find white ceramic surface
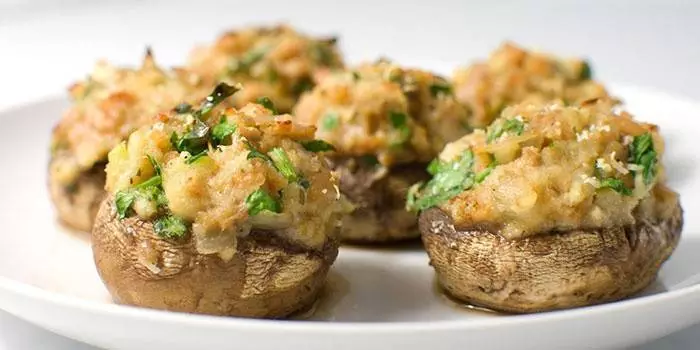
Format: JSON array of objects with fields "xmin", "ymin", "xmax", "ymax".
[
  {"xmin": 3, "ymin": 1, "xmax": 700, "ymax": 348},
  {"xmin": 0, "ymin": 84, "xmax": 698, "ymax": 350}
]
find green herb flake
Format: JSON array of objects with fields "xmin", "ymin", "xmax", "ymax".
[
  {"xmin": 197, "ymin": 83, "xmax": 239, "ymax": 117},
  {"xmin": 173, "ymin": 103, "xmax": 192, "ymax": 114},
  {"xmin": 359, "ymin": 155, "xmax": 380, "ymax": 167},
  {"xmin": 310, "ymin": 43, "xmax": 335, "ymax": 66},
  {"xmin": 134, "ymin": 175, "xmax": 162, "ymax": 190},
  {"xmin": 185, "ymin": 150, "xmax": 208, "ymax": 164},
  {"xmin": 246, "ymin": 189, "xmax": 282, "ymax": 215},
  {"xmin": 599, "ymin": 178, "xmax": 633, "ymax": 196},
  {"xmin": 405, "ymin": 182, "xmax": 423, "ymax": 211},
  {"xmin": 266, "ymin": 69, "xmax": 279, "ymax": 83},
  {"xmin": 292, "ymin": 78, "xmax": 314, "ymax": 96},
  {"xmin": 427, "ymin": 158, "xmax": 443, "ymax": 176},
  {"xmin": 407, "ymin": 150, "xmax": 477, "ymax": 211},
  {"xmin": 256, "ymin": 96, "xmax": 278, "ymax": 114},
  {"xmin": 171, "ymin": 118, "xmax": 210, "ymax": 155},
  {"xmin": 475, "ymin": 162, "xmax": 496, "ymax": 183},
  {"xmin": 301, "ymin": 140, "xmax": 336, "ymax": 152},
  {"xmin": 389, "ymin": 111, "xmax": 411, "ymax": 145},
  {"xmin": 153, "ymin": 215, "xmax": 189, "ymax": 239},
  {"xmin": 321, "ymin": 112, "xmax": 340, "ymax": 131},
  {"xmin": 246, "ymin": 142, "xmax": 272, "ymax": 162},
  {"xmin": 228, "ymin": 46, "xmax": 269, "ymax": 75},
  {"xmin": 114, "ymin": 174, "xmax": 165, "ymax": 220},
  {"xmin": 486, "ymin": 118, "xmax": 526, "ymax": 143},
  {"xmin": 147, "ymin": 155, "xmax": 162, "ymax": 176},
  {"xmin": 268, "ymin": 147, "xmax": 300, "ymax": 183},
  {"xmin": 580, "ymin": 61, "xmax": 593, "ymax": 80},
  {"xmin": 114, "ymin": 190, "xmax": 136, "ymax": 219},
  {"xmin": 629, "ymin": 132, "xmax": 657, "ymax": 186},
  {"xmin": 429, "ymin": 82, "xmax": 453, "ymax": 97},
  {"xmin": 211, "ymin": 116, "xmax": 238, "ymax": 146},
  {"xmin": 352, "ymin": 71, "xmax": 361, "ymax": 81}
]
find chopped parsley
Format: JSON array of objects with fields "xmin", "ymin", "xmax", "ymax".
[
  {"xmin": 228, "ymin": 46, "xmax": 269, "ymax": 75},
  {"xmin": 147, "ymin": 155, "xmax": 162, "ymax": 176},
  {"xmin": 321, "ymin": 112, "xmax": 340, "ymax": 131},
  {"xmin": 211, "ymin": 116, "xmax": 238, "ymax": 146},
  {"xmin": 310, "ymin": 43, "xmax": 335, "ymax": 65},
  {"xmin": 292, "ymin": 78, "xmax": 314, "ymax": 96},
  {"xmin": 475, "ymin": 162, "xmax": 496, "ymax": 183},
  {"xmin": 268, "ymin": 147, "xmax": 308, "ymax": 188},
  {"xmin": 170, "ymin": 118, "xmax": 210, "ymax": 156},
  {"xmin": 114, "ymin": 174, "xmax": 166, "ymax": 219},
  {"xmin": 173, "ymin": 103, "xmax": 192, "ymax": 114},
  {"xmin": 629, "ymin": 132, "xmax": 657, "ymax": 186},
  {"xmin": 580, "ymin": 61, "xmax": 592, "ymax": 80},
  {"xmin": 426, "ymin": 158, "xmax": 442, "ymax": 176},
  {"xmin": 153, "ymin": 215, "xmax": 188, "ymax": 239},
  {"xmin": 352, "ymin": 71, "xmax": 361, "ymax": 81},
  {"xmin": 115, "ymin": 190, "xmax": 137, "ymax": 219},
  {"xmin": 429, "ymin": 82, "xmax": 453, "ymax": 97},
  {"xmin": 300, "ymin": 140, "xmax": 336, "ymax": 152},
  {"xmin": 256, "ymin": 96, "xmax": 278, "ymax": 114},
  {"xmin": 389, "ymin": 111, "xmax": 411, "ymax": 145},
  {"xmin": 246, "ymin": 189, "xmax": 282, "ymax": 215},
  {"xmin": 266, "ymin": 69, "xmax": 279, "ymax": 83},
  {"xmin": 486, "ymin": 118, "xmax": 525, "ymax": 143},
  {"xmin": 359, "ymin": 155, "xmax": 380, "ymax": 168},
  {"xmin": 407, "ymin": 150, "xmax": 480, "ymax": 211},
  {"xmin": 185, "ymin": 150, "xmax": 208, "ymax": 164},
  {"xmin": 245, "ymin": 142, "xmax": 272, "ymax": 162},
  {"xmin": 268, "ymin": 148, "xmax": 299, "ymax": 182},
  {"xmin": 170, "ymin": 83, "xmax": 238, "ymax": 156},
  {"xmin": 197, "ymin": 83, "xmax": 238, "ymax": 117},
  {"xmin": 599, "ymin": 178, "xmax": 633, "ymax": 196}
]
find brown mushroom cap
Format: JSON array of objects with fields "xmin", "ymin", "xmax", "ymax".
[
  {"xmin": 419, "ymin": 200, "xmax": 683, "ymax": 313},
  {"xmin": 48, "ymin": 161, "xmax": 105, "ymax": 232},
  {"xmin": 331, "ymin": 158, "xmax": 427, "ymax": 243},
  {"xmin": 92, "ymin": 196, "xmax": 338, "ymax": 318}
]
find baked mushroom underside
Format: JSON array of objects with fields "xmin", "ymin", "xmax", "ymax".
[
  {"xmin": 48, "ymin": 160, "xmax": 106, "ymax": 232},
  {"xmin": 92, "ymin": 196, "xmax": 339, "ymax": 318},
  {"xmin": 419, "ymin": 202, "xmax": 683, "ymax": 313},
  {"xmin": 330, "ymin": 157, "xmax": 428, "ymax": 243}
]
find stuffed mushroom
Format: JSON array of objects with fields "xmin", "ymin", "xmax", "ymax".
[
  {"xmin": 92, "ymin": 84, "xmax": 345, "ymax": 318},
  {"xmin": 295, "ymin": 60, "xmax": 470, "ymax": 243},
  {"xmin": 411, "ymin": 100, "xmax": 682, "ymax": 313},
  {"xmin": 187, "ymin": 25, "xmax": 344, "ymax": 113},
  {"xmin": 453, "ymin": 42, "xmax": 614, "ymax": 128},
  {"xmin": 49, "ymin": 52, "xmax": 220, "ymax": 231}
]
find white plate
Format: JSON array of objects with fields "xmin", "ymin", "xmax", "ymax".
[{"xmin": 0, "ymin": 84, "xmax": 699, "ymax": 350}]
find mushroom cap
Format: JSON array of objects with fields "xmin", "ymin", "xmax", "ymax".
[
  {"xmin": 48, "ymin": 161, "xmax": 105, "ymax": 232},
  {"xmin": 419, "ymin": 200, "xmax": 683, "ymax": 313},
  {"xmin": 92, "ymin": 196, "xmax": 339, "ymax": 318},
  {"xmin": 331, "ymin": 158, "xmax": 427, "ymax": 243}
]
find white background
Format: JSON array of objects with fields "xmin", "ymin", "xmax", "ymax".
[{"xmin": 1, "ymin": 0, "xmax": 699, "ymax": 348}]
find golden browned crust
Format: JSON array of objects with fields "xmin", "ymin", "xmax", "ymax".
[
  {"xmin": 332, "ymin": 158, "xmax": 427, "ymax": 243},
  {"xmin": 48, "ymin": 160, "xmax": 106, "ymax": 232},
  {"xmin": 92, "ymin": 196, "xmax": 338, "ymax": 318},
  {"xmin": 419, "ymin": 200, "xmax": 683, "ymax": 313}
]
